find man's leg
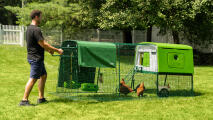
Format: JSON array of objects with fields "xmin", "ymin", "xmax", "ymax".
[
  {"xmin": 38, "ymin": 74, "xmax": 47, "ymax": 99},
  {"xmin": 22, "ymin": 78, "xmax": 38, "ymax": 101}
]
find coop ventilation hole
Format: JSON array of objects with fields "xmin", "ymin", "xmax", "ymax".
[{"xmin": 174, "ymin": 55, "xmax": 178, "ymax": 60}]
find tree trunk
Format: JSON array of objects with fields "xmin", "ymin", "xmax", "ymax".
[
  {"xmin": 172, "ymin": 30, "xmax": 180, "ymax": 44},
  {"xmin": 146, "ymin": 25, "xmax": 152, "ymax": 42},
  {"xmin": 123, "ymin": 30, "xmax": 132, "ymax": 43}
]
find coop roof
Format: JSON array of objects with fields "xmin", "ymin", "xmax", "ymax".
[
  {"xmin": 76, "ymin": 41, "xmax": 116, "ymax": 68},
  {"xmin": 140, "ymin": 42, "xmax": 193, "ymax": 50}
]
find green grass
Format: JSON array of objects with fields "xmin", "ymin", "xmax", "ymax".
[{"xmin": 0, "ymin": 45, "xmax": 212, "ymax": 120}]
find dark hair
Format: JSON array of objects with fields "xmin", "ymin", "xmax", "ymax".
[{"xmin": 30, "ymin": 10, "xmax": 42, "ymax": 19}]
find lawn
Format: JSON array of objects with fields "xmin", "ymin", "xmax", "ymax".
[{"xmin": 0, "ymin": 45, "xmax": 212, "ymax": 120}]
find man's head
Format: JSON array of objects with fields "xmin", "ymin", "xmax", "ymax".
[{"xmin": 30, "ymin": 10, "xmax": 42, "ymax": 25}]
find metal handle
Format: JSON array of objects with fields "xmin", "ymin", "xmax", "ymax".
[
  {"xmin": 61, "ymin": 47, "xmax": 77, "ymax": 49},
  {"xmin": 52, "ymin": 54, "xmax": 70, "ymax": 57}
]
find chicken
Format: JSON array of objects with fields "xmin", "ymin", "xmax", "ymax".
[
  {"xmin": 137, "ymin": 82, "xmax": 145, "ymax": 97},
  {"xmin": 119, "ymin": 78, "xmax": 133, "ymax": 95},
  {"xmin": 134, "ymin": 83, "xmax": 145, "ymax": 92}
]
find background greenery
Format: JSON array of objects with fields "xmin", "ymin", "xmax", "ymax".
[
  {"xmin": 1, "ymin": 0, "xmax": 212, "ymax": 44},
  {"xmin": 0, "ymin": 45, "xmax": 212, "ymax": 120}
]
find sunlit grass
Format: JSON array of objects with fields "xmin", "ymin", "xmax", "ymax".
[{"xmin": 0, "ymin": 45, "xmax": 212, "ymax": 120}]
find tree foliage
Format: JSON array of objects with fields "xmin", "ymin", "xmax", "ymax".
[
  {"xmin": 182, "ymin": 0, "xmax": 213, "ymax": 44},
  {"xmin": 97, "ymin": 0, "xmax": 145, "ymax": 30},
  {"xmin": 3, "ymin": 0, "xmax": 213, "ymax": 44},
  {"xmin": 0, "ymin": 0, "xmax": 21, "ymax": 7},
  {"xmin": 0, "ymin": 0, "xmax": 21, "ymax": 24},
  {"xmin": 5, "ymin": 1, "xmax": 82, "ymax": 35}
]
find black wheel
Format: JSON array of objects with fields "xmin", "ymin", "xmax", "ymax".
[{"xmin": 158, "ymin": 88, "xmax": 169, "ymax": 97}]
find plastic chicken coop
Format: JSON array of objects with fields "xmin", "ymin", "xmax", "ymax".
[
  {"xmin": 52, "ymin": 40, "xmax": 194, "ymax": 100},
  {"xmin": 135, "ymin": 42, "xmax": 194, "ymax": 97}
]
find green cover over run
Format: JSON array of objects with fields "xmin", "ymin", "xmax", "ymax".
[{"xmin": 76, "ymin": 41, "xmax": 116, "ymax": 68}]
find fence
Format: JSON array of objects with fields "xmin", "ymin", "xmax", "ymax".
[
  {"xmin": 0, "ymin": 24, "xmax": 212, "ymax": 54},
  {"xmin": 0, "ymin": 24, "xmax": 25, "ymax": 47},
  {"xmin": 42, "ymin": 29, "xmax": 63, "ymax": 47},
  {"xmin": 0, "ymin": 24, "xmax": 147, "ymax": 47},
  {"xmin": 0, "ymin": 24, "xmax": 63, "ymax": 47},
  {"xmin": 0, "ymin": 24, "xmax": 178, "ymax": 47}
]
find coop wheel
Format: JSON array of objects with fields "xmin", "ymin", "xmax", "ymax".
[{"xmin": 158, "ymin": 88, "xmax": 169, "ymax": 97}]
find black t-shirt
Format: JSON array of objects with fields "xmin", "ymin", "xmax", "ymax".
[{"xmin": 26, "ymin": 25, "xmax": 44, "ymax": 61}]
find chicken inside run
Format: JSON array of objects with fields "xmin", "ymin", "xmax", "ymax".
[{"xmin": 53, "ymin": 41, "xmax": 194, "ymax": 100}]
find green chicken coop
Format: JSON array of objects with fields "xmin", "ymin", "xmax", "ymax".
[
  {"xmin": 53, "ymin": 41, "xmax": 194, "ymax": 100},
  {"xmin": 134, "ymin": 42, "xmax": 194, "ymax": 97}
]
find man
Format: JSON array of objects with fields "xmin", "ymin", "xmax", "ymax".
[{"xmin": 19, "ymin": 10, "xmax": 63, "ymax": 106}]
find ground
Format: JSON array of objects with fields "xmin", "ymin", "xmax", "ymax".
[{"xmin": 0, "ymin": 45, "xmax": 212, "ymax": 120}]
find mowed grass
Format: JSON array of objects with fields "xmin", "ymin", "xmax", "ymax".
[{"xmin": 0, "ymin": 45, "xmax": 212, "ymax": 120}]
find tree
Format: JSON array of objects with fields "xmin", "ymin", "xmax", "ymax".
[
  {"xmin": 154, "ymin": 0, "xmax": 213, "ymax": 44},
  {"xmin": 0, "ymin": 0, "xmax": 21, "ymax": 24},
  {"xmin": 98, "ymin": 0, "xmax": 146, "ymax": 43},
  {"xmin": 0, "ymin": 0, "xmax": 21, "ymax": 7},
  {"xmin": 182, "ymin": 0, "xmax": 213, "ymax": 45},
  {"xmin": 137, "ymin": 0, "xmax": 164, "ymax": 42},
  {"xmin": 4, "ymin": 0, "xmax": 213, "ymax": 45},
  {"xmin": 5, "ymin": 0, "xmax": 106, "ymax": 36},
  {"xmin": 5, "ymin": 1, "xmax": 82, "ymax": 34},
  {"xmin": 98, "ymin": 0, "xmax": 165, "ymax": 43},
  {"xmin": 154, "ymin": 0, "xmax": 195, "ymax": 44}
]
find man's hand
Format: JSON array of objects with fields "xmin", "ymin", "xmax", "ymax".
[{"xmin": 57, "ymin": 49, "xmax": 63, "ymax": 55}]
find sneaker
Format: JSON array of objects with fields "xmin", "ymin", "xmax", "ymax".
[
  {"xmin": 19, "ymin": 100, "xmax": 34, "ymax": 106},
  {"xmin": 37, "ymin": 98, "xmax": 48, "ymax": 104}
]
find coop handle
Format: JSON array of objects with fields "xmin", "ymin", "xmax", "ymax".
[
  {"xmin": 61, "ymin": 47, "xmax": 77, "ymax": 49},
  {"xmin": 52, "ymin": 54, "xmax": 70, "ymax": 57}
]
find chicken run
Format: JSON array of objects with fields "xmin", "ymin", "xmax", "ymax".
[{"xmin": 52, "ymin": 40, "xmax": 194, "ymax": 100}]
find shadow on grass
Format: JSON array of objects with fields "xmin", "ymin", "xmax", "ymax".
[
  {"xmin": 169, "ymin": 90, "xmax": 203, "ymax": 97},
  {"xmin": 49, "ymin": 89, "xmax": 204, "ymax": 103},
  {"xmin": 145, "ymin": 88, "xmax": 204, "ymax": 97},
  {"xmin": 49, "ymin": 92, "xmax": 141, "ymax": 103}
]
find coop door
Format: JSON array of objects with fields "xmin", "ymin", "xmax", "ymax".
[
  {"xmin": 168, "ymin": 53, "xmax": 184, "ymax": 68},
  {"xmin": 139, "ymin": 52, "xmax": 150, "ymax": 67}
]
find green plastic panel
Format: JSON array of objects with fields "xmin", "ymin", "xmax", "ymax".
[
  {"xmin": 141, "ymin": 42, "xmax": 192, "ymax": 50},
  {"xmin": 168, "ymin": 53, "xmax": 184, "ymax": 68},
  {"xmin": 81, "ymin": 83, "xmax": 99, "ymax": 92},
  {"xmin": 158, "ymin": 48, "xmax": 194, "ymax": 74},
  {"xmin": 143, "ymin": 52, "xmax": 150, "ymax": 67}
]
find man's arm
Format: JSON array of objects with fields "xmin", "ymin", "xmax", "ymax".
[{"xmin": 38, "ymin": 40, "xmax": 63, "ymax": 55}]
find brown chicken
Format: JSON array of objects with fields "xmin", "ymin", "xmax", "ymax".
[
  {"xmin": 119, "ymin": 78, "xmax": 133, "ymax": 95},
  {"xmin": 137, "ymin": 82, "xmax": 145, "ymax": 97}
]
